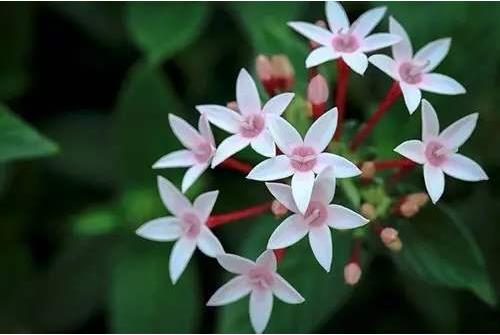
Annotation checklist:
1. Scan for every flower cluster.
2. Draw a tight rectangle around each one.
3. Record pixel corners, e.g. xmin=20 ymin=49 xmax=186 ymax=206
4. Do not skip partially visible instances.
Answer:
xmin=136 ymin=2 xmax=488 ymax=333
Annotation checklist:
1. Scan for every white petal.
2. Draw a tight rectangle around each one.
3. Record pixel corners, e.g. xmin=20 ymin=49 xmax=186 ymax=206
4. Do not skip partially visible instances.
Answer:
xmin=262 ymin=92 xmax=295 ymax=116
xmin=271 ymin=274 xmax=305 ymax=304
xmin=414 ymin=38 xmax=451 ymax=72
xmin=342 ymin=52 xmax=368 ymax=75
xmin=169 ymin=237 xmax=197 ymax=284
xmin=197 ymin=226 xmax=224 ymax=257
xmin=193 ymin=190 xmax=219 ymax=223
xmin=251 ymin=129 xmax=276 ymax=157
xmin=237 ymin=68 xmax=261 ymax=115
xmin=441 ymin=153 xmax=488 ymax=182
xmin=389 ymin=16 xmax=413 ymax=62
xmin=394 ymin=140 xmax=425 ymax=164
xmin=198 ymin=113 xmax=215 ymax=146
xmin=439 ymin=113 xmax=478 ymax=150
xmin=211 ymin=134 xmax=250 ymax=168
xmin=351 ymin=6 xmax=386 ymax=38
xmin=157 ymin=176 xmax=191 ymax=217
xmin=308 ymin=225 xmax=332 ymax=272
xmin=292 ymin=171 xmax=315 ymax=214
xmin=306 ymin=46 xmax=339 ymax=68
xmin=182 ymin=163 xmax=208 ymax=193
xmin=314 ymin=153 xmax=361 ymax=178
xmin=304 ymin=108 xmax=338 ymax=153
xmin=265 ymin=182 xmax=299 ymax=213
xmin=136 ymin=217 xmax=182 ymax=242
xmin=256 ymin=250 xmax=277 ymax=272
xmin=361 ymin=33 xmax=401 ymax=53
xmin=368 ymin=54 xmax=399 ymax=80
xmin=419 ymin=73 xmax=466 ymax=95
xmin=421 ymin=99 xmax=440 ymax=142
xmin=267 ymin=115 xmax=303 ymax=155
xmin=217 ymin=253 xmax=255 ymax=275
xmin=424 ymin=163 xmax=445 ymax=204
xmin=287 ymin=21 xmax=333 ymax=46
xmin=326 ymin=1 xmax=349 ymax=32
xmin=152 ymin=150 xmax=196 ymax=169
xmin=267 ymin=214 xmax=308 ymax=249
xmin=249 ymin=289 xmax=273 ymax=334
xmin=311 ymin=166 xmax=336 ymax=204
xmin=207 ymin=275 xmax=252 ymax=306
xmin=327 ymin=205 xmax=369 ymax=229
xmin=168 ymin=114 xmax=204 ymax=150
xmin=400 ymin=82 xmax=421 ymax=114
xmin=196 ymin=104 xmax=242 ymax=133
xmin=247 ymin=156 xmax=294 ymax=181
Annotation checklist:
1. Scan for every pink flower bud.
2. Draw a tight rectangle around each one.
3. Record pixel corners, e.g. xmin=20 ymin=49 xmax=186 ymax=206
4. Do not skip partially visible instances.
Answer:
xmin=400 ymin=201 xmax=419 ymax=218
xmin=271 ymin=55 xmax=295 ymax=91
xmin=380 ymin=227 xmax=403 ymax=252
xmin=307 ymin=74 xmax=329 ymax=105
xmin=271 ymin=200 xmax=288 ymax=218
xmin=360 ymin=203 xmax=376 ymax=221
xmin=256 ymin=55 xmax=272 ymax=82
xmin=360 ymin=161 xmax=376 ymax=181
xmin=344 ymin=262 xmax=362 ymax=286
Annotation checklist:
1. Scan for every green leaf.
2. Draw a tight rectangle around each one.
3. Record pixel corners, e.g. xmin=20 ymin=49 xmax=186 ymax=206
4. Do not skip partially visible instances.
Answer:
xmin=126 ymin=2 xmax=209 ymax=64
xmin=394 ymin=205 xmax=496 ymax=305
xmin=73 ymin=205 xmax=120 ymax=237
xmin=0 ymin=103 xmax=58 ymax=163
xmin=284 ymin=96 xmax=311 ymax=136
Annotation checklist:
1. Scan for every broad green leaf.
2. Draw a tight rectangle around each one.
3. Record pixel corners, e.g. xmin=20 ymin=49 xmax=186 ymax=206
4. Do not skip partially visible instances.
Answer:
xmin=126 ymin=2 xmax=209 ymax=64
xmin=0 ymin=104 xmax=58 ymax=163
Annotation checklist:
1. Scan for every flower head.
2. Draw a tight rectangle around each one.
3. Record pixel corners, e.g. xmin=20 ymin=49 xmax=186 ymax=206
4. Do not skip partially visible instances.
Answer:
xmin=196 ymin=68 xmax=295 ymax=166
xmin=369 ymin=17 xmax=466 ymax=114
xmin=247 ymin=108 xmax=361 ymax=213
xmin=288 ymin=1 xmax=400 ymax=75
xmin=207 ymin=250 xmax=304 ymax=333
xmin=394 ymin=100 xmax=488 ymax=203
xmin=136 ymin=176 xmax=224 ymax=283
xmin=265 ymin=168 xmax=368 ymax=271
xmin=153 ymin=114 xmax=215 ymax=192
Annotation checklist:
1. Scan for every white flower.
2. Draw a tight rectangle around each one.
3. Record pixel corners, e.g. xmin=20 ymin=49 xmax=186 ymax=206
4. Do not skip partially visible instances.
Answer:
xmin=247 ymin=108 xmax=361 ymax=214
xmin=207 ymin=250 xmax=304 ymax=333
xmin=265 ymin=168 xmax=368 ymax=272
xmin=196 ymin=68 xmax=295 ymax=166
xmin=136 ymin=176 xmax=224 ymax=284
xmin=369 ymin=17 xmax=466 ymax=114
xmin=153 ymin=114 xmax=215 ymax=193
xmin=288 ymin=1 xmax=400 ymax=75
xmin=394 ymin=99 xmax=488 ymax=203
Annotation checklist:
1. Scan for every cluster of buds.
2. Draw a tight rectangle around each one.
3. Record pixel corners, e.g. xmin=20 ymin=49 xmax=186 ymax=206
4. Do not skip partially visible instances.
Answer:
xmin=380 ymin=227 xmax=402 ymax=252
xmin=256 ymin=54 xmax=295 ymax=97
xmin=394 ymin=192 xmax=430 ymax=218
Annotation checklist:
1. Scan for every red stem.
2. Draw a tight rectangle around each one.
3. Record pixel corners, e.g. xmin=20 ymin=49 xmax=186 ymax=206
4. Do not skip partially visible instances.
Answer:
xmin=207 ymin=202 xmax=272 ymax=229
xmin=219 ymin=158 xmax=253 ymax=174
xmin=274 ymin=248 xmax=287 ymax=263
xmin=311 ymin=102 xmax=327 ymax=120
xmin=350 ymin=81 xmax=402 ymax=151
xmin=334 ymin=58 xmax=350 ymax=141
xmin=389 ymin=163 xmax=416 ymax=187
xmin=349 ymin=238 xmax=362 ymax=264
xmin=373 ymin=158 xmax=415 ymax=171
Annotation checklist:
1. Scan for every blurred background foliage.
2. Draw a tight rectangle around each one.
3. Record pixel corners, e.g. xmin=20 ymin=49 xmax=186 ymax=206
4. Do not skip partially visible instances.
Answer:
xmin=0 ymin=1 xmax=499 ymax=333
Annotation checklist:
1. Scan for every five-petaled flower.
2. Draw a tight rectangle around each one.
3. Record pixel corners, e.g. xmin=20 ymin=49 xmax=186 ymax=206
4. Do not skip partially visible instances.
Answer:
xmin=136 ymin=176 xmax=224 ymax=283
xmin=265 ymin=168 xmax=368 ymax=272
xmin=207 ymin=250 xmax=304 ymax=333
xmin=196 ymin=68 xmax=295 ymax=167
xmin=394 ymin=99 xmax=488 ymax=203
xmin=369 ymin=17 xmax=466 ymax=114
xmin=247 ymin=108 xmax=361 ymax=213
xmin=288 ymin=1 xmax=400 ymax=75
xmin=153 ymin=114 xmax=215 ymax=193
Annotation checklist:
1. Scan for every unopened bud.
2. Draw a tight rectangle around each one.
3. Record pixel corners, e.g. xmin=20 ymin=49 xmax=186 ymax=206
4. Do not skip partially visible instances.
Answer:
xmin=308 ymin=74 xmax=329 ymax=105
xmin=310 ymin=20 xmax=327 ymax=49
xmin=360 ymin=203 xmax=376 ymax=221
xmin=360 ymin=161 xmax=376 ymax=181
xmin=406 ymin=192 xmax=429 ymax=208
xmin=380 ymin=227 xmax=402 ymax=252
xmin=271 ymin=200 xmax=288 ymax=218
xmin=256 ymin=55 xmax=272 ymax=82
xmin=226 ymin=101 xmax=239 ymax=112
xmin=271 ymin=55 xmax=295 ymax=91
xmin=344 ymin=262 xmax=362 ymax=286
xmin=400 ymin=201 xmax=419 ymax=218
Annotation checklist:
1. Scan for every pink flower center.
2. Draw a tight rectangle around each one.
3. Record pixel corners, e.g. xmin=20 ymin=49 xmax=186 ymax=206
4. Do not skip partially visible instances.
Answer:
xmin=398 ymin=61 xmax=427 ymax=84
xmin=303 ymin=201 xmax=328 ymax=227
xmin=240 ymin=114 xmax=265 ymax=138
xmin=425 ymin=141 xmax=448 ymax=166
xmin=181 ymin=212 xmax=202 ymax=239
xmin=331 ymin=33 xmax=359 ymax=53
xmin=290 ymin=146 xmax=317 ymax=172
xmin=247 ymin=266 xmax=274 ymax=290
xmin=192 ymin=141 xmax=214 ymax=164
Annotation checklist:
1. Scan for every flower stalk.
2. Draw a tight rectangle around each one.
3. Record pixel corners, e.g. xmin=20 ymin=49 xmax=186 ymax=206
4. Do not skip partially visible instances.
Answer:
xmin=219 ymin=158 xmax=253 ymax=174
xmin=207 ymin=202 xmax=272 ymax=228
xmin=334 ymin=58 xmax=350 ymax=141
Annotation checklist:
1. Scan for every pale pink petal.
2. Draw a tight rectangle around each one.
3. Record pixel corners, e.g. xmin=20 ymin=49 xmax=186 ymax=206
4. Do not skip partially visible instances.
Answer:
xmin=247 ymin=156 xmax=294 ymax=181
xmin=256 ymin=250 xmax=277 ymax=272
xmin=439 ymin=113 xmax=478 ymax=150
xmin=168 ymin=114 xmax=203 ymax=150
xmin=267 ymin=116 xmax=303 ymax=155
xmin=262 ymin=92 xmax=295 ymax=116
xmin=182 ymin=163 xmax=208 ymax=193
xmin=326 ymin=1 xmax=349 ymax=32
xmin=198 ymin=114 xmax=215 ymax=146
xmin=211 ymin=134 xmax=250 ymax=168
xmin=441 ymin=153 xmax=488 ymax=182
xmin=351 ymin=6 xmax=386 ymax=38
xmin=169 ymin=237 xmax=197 ymax=284
xmin=292 ymin=171 xmax=315 ymax=214
xmin=361 ymin=33 xmax=400 ymax=53
xmin=327 ymin=205 xmax=369 ymax=229
xmin=311 ymin=166 xmax=336 ymax=204
xmin=217 ymin=253 xmax=255 ymax=275
xmin=193 ymin=190 xmax=219 ymax=223
xmin=400 ymin=82 xmax=421 ymax=114
xmin=389 ymin=16 xmax=413 ymax=62
xmin=237 ymin=68 xmax=261 ymax=115
xmin=251 ymin=129 xmax=276 ymax=157
xmin=271 ymin=274 xmax=305 ymax=304
xmin=287 ymin=21 xmax=333 ymax=46
xmin=421 ymin=99 xmax=440 ymax=142
xmin=308 ymin=225 xmax=332 ymax=272
xmin=314 ymin=153 xmax=361 ymax=178
xmin=368 ymin=54 xmax=399 ymax=80
xmin=157 ymin=176 xmax=191 ymax=217
xmin=265 ymin=182 xmax=299 ymax=213
xmin=197 ymin=225 xmax=224 ymax=257
xmin=304 ymin=108 xmax=338 ymax=152
xmin=249 ymin=289 xmax=273 ymax=334
xmin=267 ymin=214 xmax=308 ymax=249
xmin=207 ymin=275 xmax=252 ymax=306
xmin=394 ymin=140 xmax=425 ymax=164
xmin=136 ymin=217 xmax=182 ymax=242
xmin=419 ymin=73 xmax=466 ymax=95
xmin=424 ymin=163 xmax=445 ymax=204
xmin=306 ymin=46 xmax=339 ymax=68
xmin=342 ymin=52 xmax=368 ymax=75
xmin=414 ymin=38 xmax=451 ymax=72
xmin=152 ymin=150 xmax=196 ymax=169
xmin=196 ymin=104 xmax=242 ymax=133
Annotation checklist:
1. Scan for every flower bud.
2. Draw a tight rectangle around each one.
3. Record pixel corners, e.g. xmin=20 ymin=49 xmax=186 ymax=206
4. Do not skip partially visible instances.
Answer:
xmin=271 ymin=55 xmax=295 ymax=91
xmin=344 ymin=262 xmax=362 ymax=286
xmin=360 ymin=203 xmax=376 ymax=221
xmin=308 ymin=74 xmax=329 ymax=105
xmin=310 ymin=20 xmax=327 ymax=49
xmin=399 ymin=201 xmax=419 ymax=218
xmin=406 ymin=192 xmax=429 ymax=208
xmin=360 ymin=161 xmax=376 ymax=181
xmin=256 ymin=55 xmax=272 ymax=82
xmin=271 ymin=200 xmax=288 ymax=218
xmin=380 ymin=227 xmax=403 ymax=252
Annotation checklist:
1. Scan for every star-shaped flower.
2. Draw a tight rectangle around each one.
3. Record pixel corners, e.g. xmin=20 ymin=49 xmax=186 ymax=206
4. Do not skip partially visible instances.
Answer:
xmin=136 ymin=176 xmax=224 ymax=283
xmin=265 ymin=167 xmax=368 ymax=272
xmin=196 ymin=68 xmax=295 ymax=167
xmin=394 ymin=99 xmax=488 ymax=203
xmin=369 ymin=17 xmax=466 ymax=114
xmin=153 ymin=114 xmax=215 ymax=193
xmin=288 ymin=1 xmax=400 ymax=75
xmin=247 ymin=108 xmax=361 ymax=213
xmin=207 ymin=250 xmax=304 ymax=333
